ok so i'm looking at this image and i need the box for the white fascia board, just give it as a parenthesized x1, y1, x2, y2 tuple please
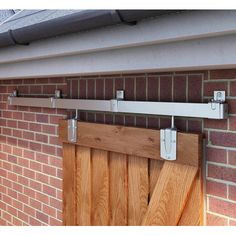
(1, 34, 236, 79)
(1, 10, 236, 64)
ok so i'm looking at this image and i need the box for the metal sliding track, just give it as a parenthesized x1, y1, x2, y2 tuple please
(7, 89, 228, 160)
(8, 90, 228, 120)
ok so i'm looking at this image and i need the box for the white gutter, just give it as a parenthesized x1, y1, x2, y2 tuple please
(0, 10, 236, 79)
(0, 33, 236, 79)
(0, 10, 236, 65)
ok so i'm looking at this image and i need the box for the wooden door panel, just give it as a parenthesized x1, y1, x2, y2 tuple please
(60, 120, 202, 226)
(91, 149, 109, 226)
(128, 155, 149, 225)
(76, 146, 91, 226)
(109, 152, 128, 226)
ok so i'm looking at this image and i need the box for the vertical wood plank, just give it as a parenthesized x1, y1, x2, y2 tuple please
(63, 143, 76, 226)
(128, 155, 149, 225)
(142, 162, 198, 226)
(149, 159, 163, 198)
(92, 149, 109, 225)
(109, 152, 128, 225)
(178, 173, 203, 225)
(76, 146, 91, 226)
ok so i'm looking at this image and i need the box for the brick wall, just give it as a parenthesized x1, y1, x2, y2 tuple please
(0, 69, 236, 225)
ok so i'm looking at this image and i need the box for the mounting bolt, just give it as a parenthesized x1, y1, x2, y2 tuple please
(55, 90, 62, 99)
(214, 91, 225, 103)
(116, 90, 125, 100)
(11, 89, 18, 97)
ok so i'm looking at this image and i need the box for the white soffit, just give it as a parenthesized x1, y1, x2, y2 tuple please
(0, 10, 236, 78)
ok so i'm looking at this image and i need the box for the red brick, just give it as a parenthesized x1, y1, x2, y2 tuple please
(229, 116, 236, 131)
(18, 139, 29, 149)
(29, 142, 41, 152)
(36, 211, 49, 224)
(30, 198, 42, 211)
(136, 116, 146, 128)
(49, 115, 61, 124)
(24, 205, 36, 217)
(36, 192, 49, 205)
(50, 177, 62, 189)
(208, 164, 236, 183)
(18, 121, 29, 130)
(7, 121, 17, 130)
(23, 113, 36, 122)
(206, 180, 227, 198)
(30, 85, 42, 94)
(42, 145, 56, 156)
(96, 79, 104, 99)
(28, 123, 41, 133)
(175, 118, 187, 132)
(204, 119, 227, 130)
(206, 213, 228, 226)
(24, 150, 35, 160)
(43, 85, 56, 94)
(188, 75, 202, 102)
(125, 77, 135, 100)
(23, 131, 34, 140)
(86, 79, 95, 99)
(104, 79, 114, 100)
(24, 168, 35, 179)
(49, 198, 62, 210)
(114, 78, 124, 92)
(210, 69, 236, 80)
(71, 80, 78, 98)
(204, 81, 228, 97)
(160, 76, 172, 102)
(228, 150, 236, 165)
(13, 130, 22, 139)
(114, 115, 124, 125)
(36, 134, 48, 143)
(12, 111, 23, 120)
(210, 131, 236, 148)
(206, 147, 227, 164)
(23, 78, 35, 84)
(125, 115, 135, 126)
(36, 114, 48, 123)
(136, 77, 146, 101)
(228, 185, 236, 201)
(24, 186, 36, 198)
(43, 205, 56, 218)
(30, 180, 42, 191)
(209, 197, 236, 218)
(160, 117, 171, 129)
(79, 79, 86, 99)
(43, 185, 56, 197)
(173, 75, 186, 102)
(230, 220, 236, 226)
(30, 160, 42, 172)
(42, 124, 56, 135)
(35, 152, 49, 164)
(147, 76, 159, 101)
(29, 217, 43, 226)
(35, 173, 49, 184)
(43, 165, 56, 176)
(228, 99, 236, 114)
(50, 217, 62, 226)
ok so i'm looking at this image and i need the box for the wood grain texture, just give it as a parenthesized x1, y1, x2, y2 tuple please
(59, 120, 201, 167)
(92, 149, 109, 225)
(76, 146, 91, 226)
(142, 162, 198, 226)
(63, 143, 76, 226)
(178, 173, 203, 225)
(109, 152, 128, 225)
(149, 160, 163, 198)
(128, 155, 149, 225)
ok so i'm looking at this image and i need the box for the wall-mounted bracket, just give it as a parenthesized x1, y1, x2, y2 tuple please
(160, 116, 177, 161)
(67, 119, 77, 143)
